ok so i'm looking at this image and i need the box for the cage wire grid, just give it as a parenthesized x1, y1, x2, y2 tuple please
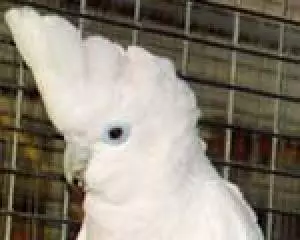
(0, 0, 299, 239)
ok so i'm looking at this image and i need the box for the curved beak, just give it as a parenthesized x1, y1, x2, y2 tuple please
(64, 141, 91, 187)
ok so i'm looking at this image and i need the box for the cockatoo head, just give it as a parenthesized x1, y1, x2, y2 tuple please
(5, 7, 202, 201)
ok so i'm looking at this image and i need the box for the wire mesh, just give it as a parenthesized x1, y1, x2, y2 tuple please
(0, 0, 299, 239)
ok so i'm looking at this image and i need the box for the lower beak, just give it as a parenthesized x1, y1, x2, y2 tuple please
(71, 169, 86, 188)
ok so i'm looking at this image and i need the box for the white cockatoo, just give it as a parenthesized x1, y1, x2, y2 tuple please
(5, 7, 264, 240)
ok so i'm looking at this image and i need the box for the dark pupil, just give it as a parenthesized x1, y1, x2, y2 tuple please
(109, 127, 123, 140)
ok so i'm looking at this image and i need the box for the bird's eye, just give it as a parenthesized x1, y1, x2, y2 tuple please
(101, 122, 131, 145)
(109, 127, 123, 140)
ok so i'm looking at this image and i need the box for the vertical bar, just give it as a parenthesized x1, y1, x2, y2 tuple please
(32, 190, 38, 240)
(224, 0, 240, 180)
(79, 0, 86, 34)
(182, 1, 192, 74)
(32, 183, 38, 238)
(266, 1, 286, 239)
(62, 179, 69, 240)
(5, 56, 24, 240)
(132, 0, 141, 45)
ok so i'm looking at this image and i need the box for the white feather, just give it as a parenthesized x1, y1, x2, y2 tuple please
(5, 7, 264, 240)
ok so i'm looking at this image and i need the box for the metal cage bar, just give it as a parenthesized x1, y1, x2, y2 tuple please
(267, 1, 288, 239)
(181, 1, 192, 74)
(132, 0, 140, 45)
(4, 53, 24, 240)
(224, 0, 240, 180)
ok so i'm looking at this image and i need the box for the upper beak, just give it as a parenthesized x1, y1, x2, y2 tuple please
(64, 141, 91, 187)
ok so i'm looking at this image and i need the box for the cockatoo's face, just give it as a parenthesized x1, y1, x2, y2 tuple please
(5, 7, 200, 202)
(68, 47, 201, 202)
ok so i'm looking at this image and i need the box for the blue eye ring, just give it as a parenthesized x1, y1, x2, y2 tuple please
(101, 121, 131, 145)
